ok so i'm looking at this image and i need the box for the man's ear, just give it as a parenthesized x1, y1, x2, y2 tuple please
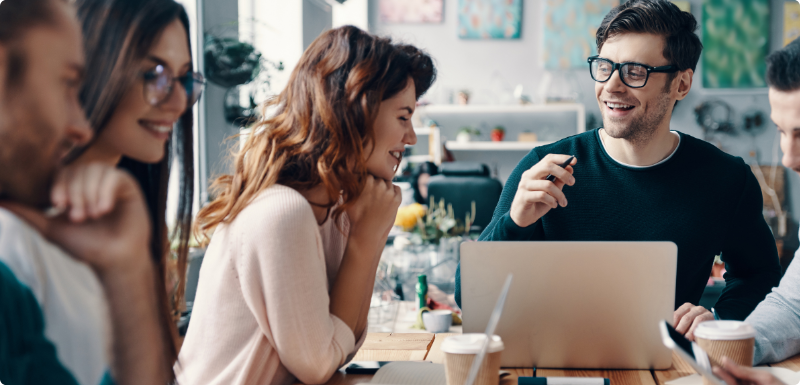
(675, 69, 693, 101)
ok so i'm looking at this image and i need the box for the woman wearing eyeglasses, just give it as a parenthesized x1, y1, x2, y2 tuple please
(39, 0, 202, 383)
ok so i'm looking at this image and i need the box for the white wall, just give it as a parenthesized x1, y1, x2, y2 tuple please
(370, 0, 544, 107)
(241, 0, 304, 94)
(167, 0, 202, 229)
(333, 0, 369, 30)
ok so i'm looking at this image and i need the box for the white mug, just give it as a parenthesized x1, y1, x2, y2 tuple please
(422, 310, 452, 333)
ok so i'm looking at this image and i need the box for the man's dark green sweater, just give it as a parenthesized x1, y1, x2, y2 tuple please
(455, 129, 781, 321)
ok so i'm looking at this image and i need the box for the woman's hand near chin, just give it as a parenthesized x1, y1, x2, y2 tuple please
(331, 175, 401, 336)
(345, 174, 402, 257)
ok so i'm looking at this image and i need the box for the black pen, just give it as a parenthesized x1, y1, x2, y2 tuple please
(545, 155, 575, 182)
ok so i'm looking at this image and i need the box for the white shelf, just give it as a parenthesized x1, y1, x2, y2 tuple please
(405, 155, 433, 163)
(419, 103, 584, 114)
(417, 103, 586, 135)
(445, 141, 553, 151)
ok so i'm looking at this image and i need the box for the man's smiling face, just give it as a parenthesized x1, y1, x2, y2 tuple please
(595, 33, 683, 144)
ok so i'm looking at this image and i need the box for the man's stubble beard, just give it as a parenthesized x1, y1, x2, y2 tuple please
(602, 90, 674, 147)
(0, 98, 62, 208)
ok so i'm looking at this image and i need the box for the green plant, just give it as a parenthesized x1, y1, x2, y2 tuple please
(410, 196, 476, 245)
(204, 35, 262, 88)
(458, 127, 481, 136)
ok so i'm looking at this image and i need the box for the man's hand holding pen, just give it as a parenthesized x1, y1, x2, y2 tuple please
(509, 154, 577, 228)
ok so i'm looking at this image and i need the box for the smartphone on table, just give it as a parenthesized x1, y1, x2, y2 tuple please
(344, 361, 391, 374)
(659, 320, 728, 385)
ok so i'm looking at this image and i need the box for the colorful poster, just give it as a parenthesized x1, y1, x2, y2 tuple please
(379, 0, 443, 23)
(785, 1, 800, 47)
(458, 0, 523, 39)
(671, 1, 691, 12)
(543, 0, 619, 69)
(702, 0, 770, 89)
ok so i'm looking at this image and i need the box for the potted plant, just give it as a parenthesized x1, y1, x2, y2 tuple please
(205, 32, 284, 125)
(393, 198, 476, 245)
(491, 126, 505, 142)
(456, 89, 471, 105)
(204, 35, 262, 88)
(456, 127, 480, 143)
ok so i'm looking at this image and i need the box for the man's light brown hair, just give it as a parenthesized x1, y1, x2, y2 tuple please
(0, 0, 66, 88)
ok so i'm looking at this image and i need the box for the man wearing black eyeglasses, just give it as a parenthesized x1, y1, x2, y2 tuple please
(455, 0, 781, 339)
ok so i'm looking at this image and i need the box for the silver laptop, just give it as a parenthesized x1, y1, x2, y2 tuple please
(460, 241, 677, 369)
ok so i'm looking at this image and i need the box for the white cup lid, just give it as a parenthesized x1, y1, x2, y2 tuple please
(440, 334, 504, 354)
(694, 321, 756, 340)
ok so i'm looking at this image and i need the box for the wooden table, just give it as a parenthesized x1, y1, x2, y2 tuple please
(323, 333, 800, 385)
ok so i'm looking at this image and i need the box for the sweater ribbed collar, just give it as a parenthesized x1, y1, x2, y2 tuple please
(596, 128, 681, 169)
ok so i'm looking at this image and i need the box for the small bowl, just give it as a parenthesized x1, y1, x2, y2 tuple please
(422, 309, 452, 333)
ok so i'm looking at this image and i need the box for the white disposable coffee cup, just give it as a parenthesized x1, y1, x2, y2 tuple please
(440, 334, 504, 385)
(694, 321, 755, 385)
(422, 310, 452, 333)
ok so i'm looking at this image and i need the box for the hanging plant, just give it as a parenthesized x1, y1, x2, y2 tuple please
(204, 35, 262, 88)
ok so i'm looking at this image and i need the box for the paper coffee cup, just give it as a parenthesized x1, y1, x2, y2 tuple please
(440, 334, 504, 385)
(694, 321, 755, 385)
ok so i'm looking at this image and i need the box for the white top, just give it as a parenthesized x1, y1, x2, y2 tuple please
(598, 130, 681, 168)
(746, 227, 800, 364)
(694, 321, 756, 340)
(0, 208, 110, 385)
(440, 334, 505, 354)
(176, 184, 366, 385)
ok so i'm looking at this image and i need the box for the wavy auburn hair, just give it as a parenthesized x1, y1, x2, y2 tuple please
(195, 26, 435, 240)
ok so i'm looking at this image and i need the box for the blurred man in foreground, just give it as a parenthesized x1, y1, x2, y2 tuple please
(0, 0, 171, 383)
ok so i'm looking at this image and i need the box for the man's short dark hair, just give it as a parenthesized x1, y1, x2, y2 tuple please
(0, 0, 61, 87)
(766, 37, 800, 92)
(596, 0, 703, 75)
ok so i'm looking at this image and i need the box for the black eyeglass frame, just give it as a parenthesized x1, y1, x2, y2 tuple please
(141, 64, 206, 108)
(587, 55, 679, 89)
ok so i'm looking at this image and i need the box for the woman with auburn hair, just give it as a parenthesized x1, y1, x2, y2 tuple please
(178, 25, 435, 384)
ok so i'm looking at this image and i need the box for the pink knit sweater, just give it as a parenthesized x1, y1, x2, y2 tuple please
(176, 185, 365, 384)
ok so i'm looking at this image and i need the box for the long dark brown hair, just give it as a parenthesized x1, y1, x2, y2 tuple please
(74, 0, 195, 374)
(195, 26, 435, 240)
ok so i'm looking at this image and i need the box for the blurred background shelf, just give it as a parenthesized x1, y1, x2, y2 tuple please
(445, 140, 552, 151)
(418, 103, 586, 136)
(420, 103, 585, 114)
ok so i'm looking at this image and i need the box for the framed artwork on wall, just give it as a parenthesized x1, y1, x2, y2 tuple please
(702, 0, 770, 89)
(670, 1, 691, 12)
(458, 0, 522, 39)
(785, 1, 800, 47)
(379, 0, 443, 24)
(542, 0, 619, 69)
